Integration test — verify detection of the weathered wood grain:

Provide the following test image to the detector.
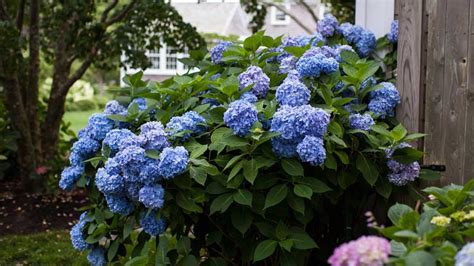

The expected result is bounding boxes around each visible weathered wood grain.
[462,0,474,183]
[423,0,446,186]
[440,0,470,184]
[396,0,424,146]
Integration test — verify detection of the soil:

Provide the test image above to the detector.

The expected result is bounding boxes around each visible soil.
[0,181,87,236]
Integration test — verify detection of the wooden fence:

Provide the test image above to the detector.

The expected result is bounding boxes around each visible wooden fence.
[396,0,474,185]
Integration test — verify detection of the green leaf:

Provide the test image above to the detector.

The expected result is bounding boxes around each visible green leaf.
[293,184,313,200]
[287,231,317,250]
[156,235,170,265]
[233,189,253,206]
[356,153,379,186]
[107,240,120,261]
[334,150,349,164]
[418,169,441,181]
[375,179,392,199]
[231,208,253,235]
[392,147,423,164]
[391,124,408,141]
[253,240,278,262]
[190,144,208,159]
[287,192,305,215]
[283,46,308,57]
[279,239,294,252]
[404,133,427,142]
[275,221,289,240]
[303,177,332,193]
[329,135,347,148]
[210,193,234,214]
[264,184,288,210]
[145,150,161,159]
[390,240,407,257]
[176,192,203,213]
[190,166,207,186]
[404,251,436,266]
[394,230,419,239]
[328,120,344,137]
[228,160,244,181]
[243,34,262,52]
[388,203,413,227]
[123,217,135,239]
[243,159,258,184]
[340,49,360,64]
[177,237,191,255]
[281,158,304,176]
[224,154,245,170]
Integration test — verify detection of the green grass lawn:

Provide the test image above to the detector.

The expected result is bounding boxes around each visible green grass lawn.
[63,110,98,134]
[0,230,88,265]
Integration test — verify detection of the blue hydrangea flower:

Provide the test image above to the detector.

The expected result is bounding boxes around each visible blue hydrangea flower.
[104,157,121,175]
[140,122,170,151]
[125,181,142,201]
[139,184,165,209]
[349,113,374,130]
[87,247,107,266]
[114,146,146,182]
[361,77,377,89]
[128,98,148,112]
[272,137,299,158]
[139,158,161,184]
[70,212,90,251]
[338,23,364,44]
[318,14,339,37]
[158,146,189,179]
[369,82,400,118]
[69,137,101,166]
[202,97,220,106]
[279,55,298,73]
[355,30,376,57]
[59,165,84,191]
[103,129,144,156]
[95,167,125,194]
[105,194,134,215]
[455,242,474,266]
[223,100,258,137]
[385,143,420,186]
[140,211,167,236]
[210,41,232,64]
[388,20,399,43]
[276,71,310,107]
[104,100,126,115]
[82,114,115,141]
[238,66,270,99]
[297,136,326,166]
[296,53,339,77]
[166,111,207,140]
[240,92,258,103]
[271,105,330,140]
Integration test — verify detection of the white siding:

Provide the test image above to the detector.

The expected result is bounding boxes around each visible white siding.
[355,0,394,38]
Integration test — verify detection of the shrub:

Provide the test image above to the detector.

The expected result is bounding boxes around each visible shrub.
[376,180,474,265]
[61,16,432,265]
[66,99,98,112]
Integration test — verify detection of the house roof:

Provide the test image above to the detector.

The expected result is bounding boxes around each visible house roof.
[172,3,251,36]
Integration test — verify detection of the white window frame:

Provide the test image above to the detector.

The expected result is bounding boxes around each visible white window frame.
[270,4,291,25]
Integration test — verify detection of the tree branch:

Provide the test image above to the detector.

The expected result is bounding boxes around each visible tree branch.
[298,0,319,24]
[62,51,95,92]
[15,0,26,30]
[100,0,119,23]
[262,1,312,34]
[104,0,138,27]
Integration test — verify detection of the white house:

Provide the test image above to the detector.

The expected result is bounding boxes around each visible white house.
[121,0,324,83]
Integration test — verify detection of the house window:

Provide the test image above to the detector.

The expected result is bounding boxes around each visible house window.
[148,49,160,70]
[271,5,290,25]
[166,46,178,70]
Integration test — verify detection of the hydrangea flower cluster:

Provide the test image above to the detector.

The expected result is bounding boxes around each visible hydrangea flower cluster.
[349,113,375,130]
[369,82,400,118]
[328,236,391,266]
[70,212,91,251]
[273,34,325,63]
[296,48,339,78]
[385,143,420,186]
[238,66,270,98]
[317,14,339,37]
[140,210,167,236]
[338,23,376,57]
[271,105,330,165]
[166,111,207,140]
[455,242,474,266]
[209,41,232,64]
[224,99,258,136]
[87,248,106,266]
[275,71,310,107]
[388,20,399,43]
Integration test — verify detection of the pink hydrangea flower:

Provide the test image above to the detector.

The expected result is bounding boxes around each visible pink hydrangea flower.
[328,236,391,266]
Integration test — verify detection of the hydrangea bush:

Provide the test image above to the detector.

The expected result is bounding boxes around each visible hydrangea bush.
[61,16,432,265]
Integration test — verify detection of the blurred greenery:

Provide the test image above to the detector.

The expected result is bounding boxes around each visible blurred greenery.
[63,110,98,134]
[0,230,87,265]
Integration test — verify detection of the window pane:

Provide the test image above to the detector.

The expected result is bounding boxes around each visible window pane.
[166,46,178,70]
[276,10,286,21]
